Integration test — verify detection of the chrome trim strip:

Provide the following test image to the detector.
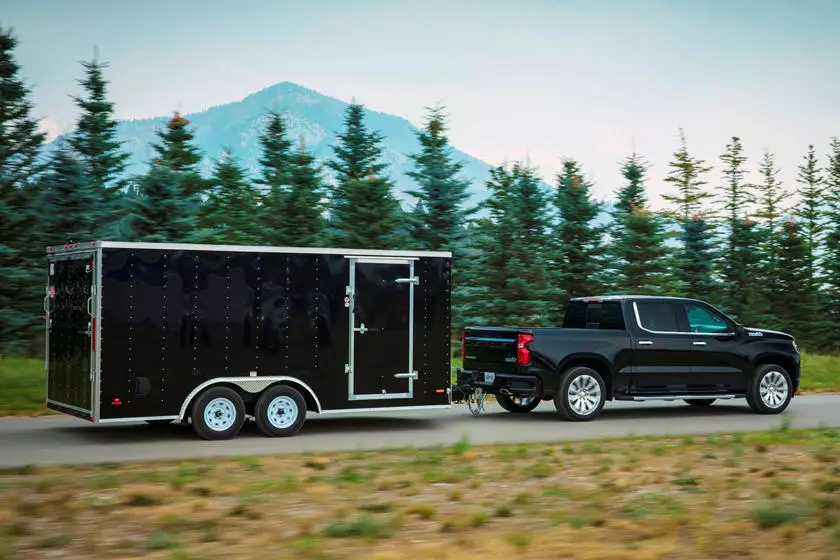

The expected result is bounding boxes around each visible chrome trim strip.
[177,376,322,419]
[319,404,451,415]
[47,399,92,414]
[98,241,451,258]
[632,302,735,337]
[93,247,103,422]
[630,394,738,401]
[349,392,413,400]
[97,415,179,424]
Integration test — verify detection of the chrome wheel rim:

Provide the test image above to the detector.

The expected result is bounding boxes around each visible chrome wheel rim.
[567,374,601,415]
[267,396,298,429]
[759,371,788,408]
[204,397,236,431]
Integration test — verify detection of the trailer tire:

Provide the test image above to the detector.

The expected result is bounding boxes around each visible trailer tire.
[191,386,246,440]
[496,394,540,413]
[554,366,606,421]
[255,385,307,437]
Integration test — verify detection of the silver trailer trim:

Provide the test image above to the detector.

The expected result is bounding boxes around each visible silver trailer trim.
[176,376,323,420]
[97,415,180,424]
[320,404,451,414]
[46,399,92,415]
[90,241,450,258]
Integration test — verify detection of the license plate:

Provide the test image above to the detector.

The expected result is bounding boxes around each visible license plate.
[483,372,496,384]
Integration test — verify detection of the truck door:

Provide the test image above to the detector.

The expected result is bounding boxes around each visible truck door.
[46,250,97,417]
[678,301,749,391]
[346,257,417,401]
[629,300,694,393]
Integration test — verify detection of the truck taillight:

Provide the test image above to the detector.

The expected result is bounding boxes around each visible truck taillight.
[517,333,535,365]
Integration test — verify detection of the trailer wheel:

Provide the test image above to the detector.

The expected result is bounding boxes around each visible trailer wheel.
[191,386,246,440]
[496,394,540,413]
[554,366,606,421]
[254,385,307,437]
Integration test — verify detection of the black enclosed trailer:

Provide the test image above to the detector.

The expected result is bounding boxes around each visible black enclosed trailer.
[44,241,452,439]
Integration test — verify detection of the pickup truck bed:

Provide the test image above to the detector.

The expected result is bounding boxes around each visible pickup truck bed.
[455,295,800,421]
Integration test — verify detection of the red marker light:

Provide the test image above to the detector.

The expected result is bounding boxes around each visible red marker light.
[111,398,122,406]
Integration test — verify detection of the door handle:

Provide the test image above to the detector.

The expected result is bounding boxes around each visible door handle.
[638,340,653,345]
[354,323,368,334]
[693,341,707,346]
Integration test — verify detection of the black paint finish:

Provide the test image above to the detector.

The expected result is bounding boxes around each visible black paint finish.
[94,247,451,420]
[46,254,94,416]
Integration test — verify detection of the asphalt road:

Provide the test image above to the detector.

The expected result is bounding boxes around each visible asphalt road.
[1,394,838,468]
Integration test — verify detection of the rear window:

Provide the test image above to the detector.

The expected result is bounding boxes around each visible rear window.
[563,301,625,330]
[636,302,679,332]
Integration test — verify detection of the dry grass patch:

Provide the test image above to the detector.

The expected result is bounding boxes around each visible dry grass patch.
[1,427,840,558]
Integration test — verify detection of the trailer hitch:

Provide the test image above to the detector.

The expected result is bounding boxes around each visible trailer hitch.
[465,387,487,416]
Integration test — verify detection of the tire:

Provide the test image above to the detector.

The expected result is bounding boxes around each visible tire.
[254,385,307,437]
[554,366,606,421]
[684,399,716,407]
[746,364,793,414]
[191,386,246,440]
[496,394,540,413]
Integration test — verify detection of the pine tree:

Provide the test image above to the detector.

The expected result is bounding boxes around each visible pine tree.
[38,143,103,244]
[151,112,206,198]
[327,102,403,249]
[776,219,815,343]
[716,136,759,323]
[551,159,604,319]
[202,150,260,244]
[822,137,840,352]
[130,164,198,243]
[662,130,717,300]
[255,111,294,245]
[461,164,522,325]
[752,151,787,327]
[795,144,825,284]
[406,105,474,252]
[69,55,128,236]
[662,129,714,221]
[0,27,47,355]
[609,154,668,294]
[276,138,326,246]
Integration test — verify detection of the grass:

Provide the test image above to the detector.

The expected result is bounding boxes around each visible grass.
[1,428,840,558]
[799,351,840,392]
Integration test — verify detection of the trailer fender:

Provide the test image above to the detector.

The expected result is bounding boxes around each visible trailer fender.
[178,376,322,421]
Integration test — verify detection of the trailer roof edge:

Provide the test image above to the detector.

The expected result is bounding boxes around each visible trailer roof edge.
[88,241,452,258]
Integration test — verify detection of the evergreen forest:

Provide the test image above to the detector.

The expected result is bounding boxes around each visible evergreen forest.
[3,28,840,357]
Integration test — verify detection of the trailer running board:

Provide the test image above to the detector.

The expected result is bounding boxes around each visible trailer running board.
[617,394,739,401]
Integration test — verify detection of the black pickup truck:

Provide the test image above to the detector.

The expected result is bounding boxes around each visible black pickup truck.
[455,295,800,420]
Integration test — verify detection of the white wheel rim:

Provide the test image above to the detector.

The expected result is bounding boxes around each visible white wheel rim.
[567,374,602,415]
[267,396,299,429]
[759,371,788,408]
[204,397,237,431]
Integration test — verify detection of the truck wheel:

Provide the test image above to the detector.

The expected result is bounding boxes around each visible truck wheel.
[496,394,540,413]
[554,366,606,421]
[191,386,246,440]
[255,385,307,437]
[746,364,792,414]
[684,399,716,407]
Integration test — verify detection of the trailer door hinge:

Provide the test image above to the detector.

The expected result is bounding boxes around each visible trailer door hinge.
[344,364,351,374]
[395,277,419,285]
[394,371,418,380]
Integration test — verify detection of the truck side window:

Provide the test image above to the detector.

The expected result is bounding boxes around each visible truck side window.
[563,301,586,328]
[684,304,731,334]
[636,302,678,332]
[563,301,624,330]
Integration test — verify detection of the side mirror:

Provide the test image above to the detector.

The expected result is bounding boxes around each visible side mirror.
[734,323,745,336]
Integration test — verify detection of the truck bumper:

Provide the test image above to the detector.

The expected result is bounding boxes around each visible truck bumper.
[454,369,542,397]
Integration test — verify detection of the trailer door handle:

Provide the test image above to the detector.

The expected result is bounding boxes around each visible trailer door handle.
[638,340,654,345]
[394,371,418,380]
[395,277,419,285]
[693,341,707,346]
[354,323,368,334]
[86,296,94,317]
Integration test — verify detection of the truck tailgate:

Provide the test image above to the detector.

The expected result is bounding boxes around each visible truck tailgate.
[463,328,522,374]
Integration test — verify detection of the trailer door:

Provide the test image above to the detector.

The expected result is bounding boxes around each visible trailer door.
[46,251,97,417]
[347,257,417,400]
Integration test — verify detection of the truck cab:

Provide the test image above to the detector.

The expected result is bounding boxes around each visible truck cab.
[456,295,800,421]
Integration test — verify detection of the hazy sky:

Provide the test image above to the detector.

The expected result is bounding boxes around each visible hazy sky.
[4,0,840,206]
